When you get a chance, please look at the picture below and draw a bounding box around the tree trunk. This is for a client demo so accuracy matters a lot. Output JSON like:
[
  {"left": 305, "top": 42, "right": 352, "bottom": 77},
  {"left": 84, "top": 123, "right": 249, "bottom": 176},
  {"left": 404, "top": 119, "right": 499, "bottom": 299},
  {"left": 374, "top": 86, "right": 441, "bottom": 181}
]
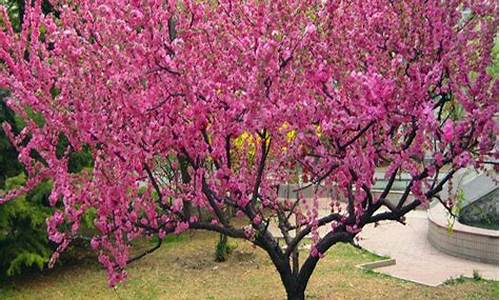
[
  {"left": 278, "top": 266, "right": 307, "bottom": 300},
  {"left": 279, "top": 232, "right": 352, "bottom": 300},
  {"left": 286, "top": 289, "right": 305, "bottom": 300}
]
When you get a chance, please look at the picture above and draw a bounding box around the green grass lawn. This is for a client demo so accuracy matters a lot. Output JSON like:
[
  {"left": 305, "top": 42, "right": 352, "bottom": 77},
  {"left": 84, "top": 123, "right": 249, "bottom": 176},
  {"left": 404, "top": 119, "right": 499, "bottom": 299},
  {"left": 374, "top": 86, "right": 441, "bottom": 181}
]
[{"left": 0, "top": 231, "right": 497, "bottom": 300}]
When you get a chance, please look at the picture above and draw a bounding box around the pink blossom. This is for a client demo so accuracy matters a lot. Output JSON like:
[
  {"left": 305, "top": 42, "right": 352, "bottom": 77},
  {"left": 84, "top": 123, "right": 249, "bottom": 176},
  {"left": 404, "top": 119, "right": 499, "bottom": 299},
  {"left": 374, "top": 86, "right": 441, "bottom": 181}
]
[
  {"left": 454, "top": 152, "right": 472, "bottom": 167},
  {"left": 442, "top": 121, "right": 455, "bottom": 143},
  {"left": 244, "top": 225, "right": 256, "bottom": 240},
  {"left": 174, "top": 222, "right": 189, "bottom": 235},
  {"left": 172, "top": 198, "right": 183, "bottom": 212},
  {"left": 346, "top": 225, "right": 361, "bottom": 234},
  {"left": 310, "top": 245, "right": 325, "bottom": 258},
  {"left": 304, "top": 23, "right": 317, "bottom": 35},
  {"left": 252, "top": 215, "right": 262, "bottom": 225},
  {"left": 90, "top": 238, "right": 100, "bottom": 250}
]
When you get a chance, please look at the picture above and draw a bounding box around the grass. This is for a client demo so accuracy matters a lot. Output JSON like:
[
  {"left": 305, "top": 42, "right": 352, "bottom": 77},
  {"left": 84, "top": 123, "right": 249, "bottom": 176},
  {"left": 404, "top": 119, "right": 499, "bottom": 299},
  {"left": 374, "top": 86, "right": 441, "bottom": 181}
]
[{"left": 0, "top": 231, "right": 498, "bottom": 300}]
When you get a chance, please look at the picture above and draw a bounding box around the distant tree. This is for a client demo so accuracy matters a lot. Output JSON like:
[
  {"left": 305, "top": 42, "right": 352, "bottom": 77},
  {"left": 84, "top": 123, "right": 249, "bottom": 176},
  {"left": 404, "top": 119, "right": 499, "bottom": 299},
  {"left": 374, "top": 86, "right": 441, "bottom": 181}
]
[{"left": 0, "top": 1, "right": 497, "bottom": 299}]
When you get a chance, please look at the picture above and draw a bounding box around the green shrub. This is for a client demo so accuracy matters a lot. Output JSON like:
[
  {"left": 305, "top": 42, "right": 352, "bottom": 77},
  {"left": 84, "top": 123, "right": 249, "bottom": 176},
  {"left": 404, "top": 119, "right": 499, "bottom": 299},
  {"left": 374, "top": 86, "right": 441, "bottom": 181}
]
[
  {"left": 215, "top": 235, "right": 238, "bottom": 262},
  {"left": 0, "top": 173, "right": 54, "bottom": 277},
  {"left": 0, "top": 93, "right": 94, "bottom": 278},
  {"left": 473, "top": 270, "right": 483, "bottom": 281}
]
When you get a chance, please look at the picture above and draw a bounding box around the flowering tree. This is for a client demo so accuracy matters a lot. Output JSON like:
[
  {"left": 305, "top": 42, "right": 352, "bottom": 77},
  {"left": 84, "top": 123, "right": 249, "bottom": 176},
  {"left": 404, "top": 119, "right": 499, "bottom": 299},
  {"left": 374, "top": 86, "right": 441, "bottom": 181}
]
[{"left": 0, "top": 0, "right": 498, "bottom": 299}]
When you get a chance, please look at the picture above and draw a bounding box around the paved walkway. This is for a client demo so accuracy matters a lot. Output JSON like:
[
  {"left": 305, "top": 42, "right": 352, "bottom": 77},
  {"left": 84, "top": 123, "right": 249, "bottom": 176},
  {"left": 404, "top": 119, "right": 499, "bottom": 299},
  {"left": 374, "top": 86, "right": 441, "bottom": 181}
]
[
  {"left": 270, "top": 197, "right": 498, "bottom": 286},
  {"left": 358, "top": 210, "right": 499, "bottom": 286}
]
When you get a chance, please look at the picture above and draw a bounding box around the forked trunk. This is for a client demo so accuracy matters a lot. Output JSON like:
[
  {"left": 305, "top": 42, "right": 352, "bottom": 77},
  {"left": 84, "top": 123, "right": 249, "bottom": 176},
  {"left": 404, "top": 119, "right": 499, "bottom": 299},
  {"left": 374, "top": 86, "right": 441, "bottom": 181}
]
[
  {"left": 280, "top": 269, "right": 307, "bottom": 300},
  {"left": 286, "top": 289, "right": 305, "bottom": 300}
]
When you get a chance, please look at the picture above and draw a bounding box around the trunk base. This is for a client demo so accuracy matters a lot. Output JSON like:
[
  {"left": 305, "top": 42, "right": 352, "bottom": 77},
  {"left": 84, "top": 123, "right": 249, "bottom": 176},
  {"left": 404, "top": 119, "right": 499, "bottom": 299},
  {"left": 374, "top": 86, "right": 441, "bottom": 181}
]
[{"left": 287, "top": 290, "right": 305, "bottom": 300}]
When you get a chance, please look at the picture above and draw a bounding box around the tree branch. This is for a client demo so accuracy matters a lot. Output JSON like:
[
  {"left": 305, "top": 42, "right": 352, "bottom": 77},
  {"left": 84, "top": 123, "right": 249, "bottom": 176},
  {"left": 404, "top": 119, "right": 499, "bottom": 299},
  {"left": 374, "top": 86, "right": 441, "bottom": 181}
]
[
  {"left": 251, "top": 131, "right": 270, "bottom": 206},
  {"left": 296, "top": 230, "right": 352, "bottom": 293},
  {"left": 284, "top": 212, "right": 342, "bottom": 257},
  {"left": 127, "top": 239, "right": 163, "bottom": 264}
]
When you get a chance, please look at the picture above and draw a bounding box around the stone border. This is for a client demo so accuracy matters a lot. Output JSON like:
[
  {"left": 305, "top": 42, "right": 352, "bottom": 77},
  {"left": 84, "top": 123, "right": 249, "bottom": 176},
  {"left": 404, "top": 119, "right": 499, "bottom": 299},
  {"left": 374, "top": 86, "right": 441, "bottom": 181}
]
[
  {"left": 427, "top": 203, "right": 499, "bottom": 264},
  {"left": 356, "top": 258, "right": 396, "bottom": 271}
]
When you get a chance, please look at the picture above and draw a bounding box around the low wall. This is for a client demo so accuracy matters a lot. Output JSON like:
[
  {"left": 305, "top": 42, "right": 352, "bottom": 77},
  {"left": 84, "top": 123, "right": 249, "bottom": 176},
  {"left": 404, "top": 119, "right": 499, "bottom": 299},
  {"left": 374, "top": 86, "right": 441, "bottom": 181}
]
[
  {"left": 427, "top": 203, "right": 499, "bottom": 264},
  {"left": 277, "top": 184, "right": 425, "bottom": 210}
]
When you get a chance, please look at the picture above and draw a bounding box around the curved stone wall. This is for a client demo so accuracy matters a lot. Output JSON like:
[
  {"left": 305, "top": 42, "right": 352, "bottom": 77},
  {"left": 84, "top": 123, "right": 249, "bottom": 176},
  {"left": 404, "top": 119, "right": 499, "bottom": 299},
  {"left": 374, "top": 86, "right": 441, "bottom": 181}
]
[{"left": 427, "top": 203, "right": 499, "bottom": 264}]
